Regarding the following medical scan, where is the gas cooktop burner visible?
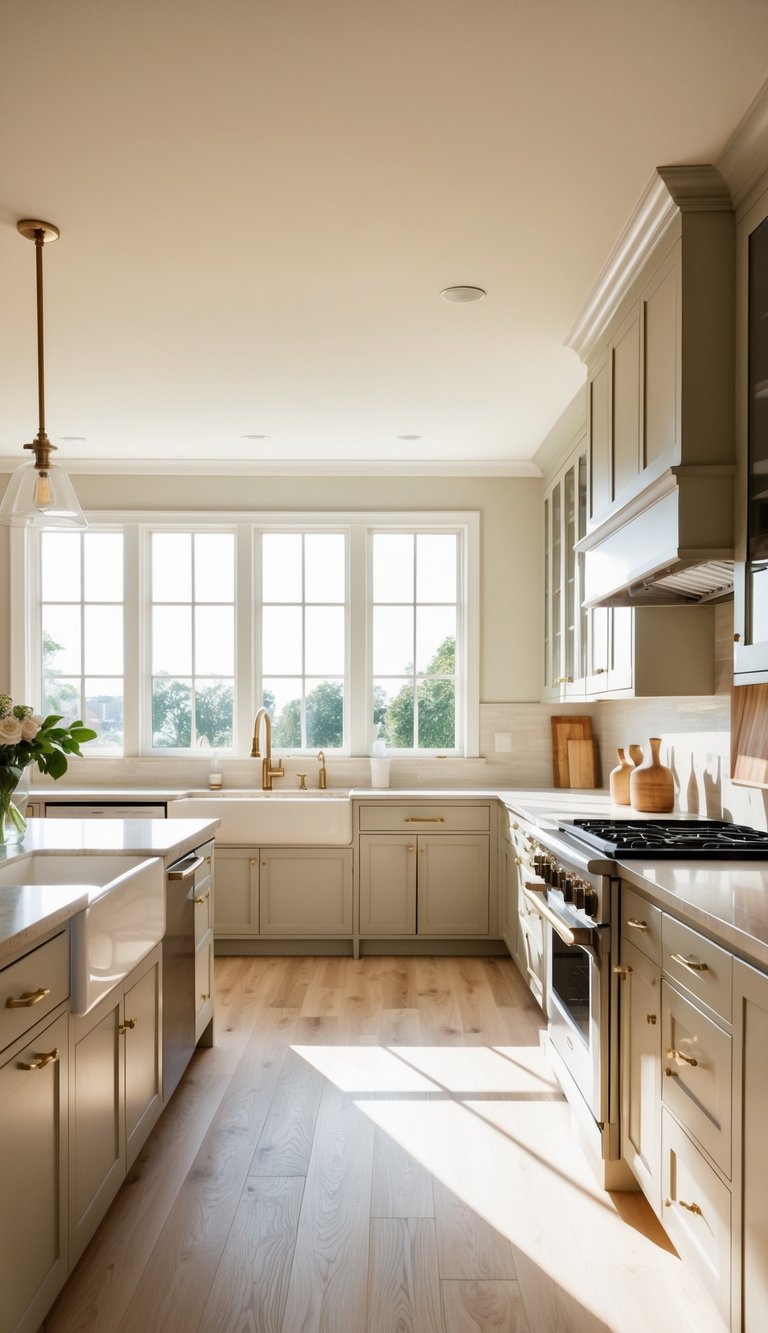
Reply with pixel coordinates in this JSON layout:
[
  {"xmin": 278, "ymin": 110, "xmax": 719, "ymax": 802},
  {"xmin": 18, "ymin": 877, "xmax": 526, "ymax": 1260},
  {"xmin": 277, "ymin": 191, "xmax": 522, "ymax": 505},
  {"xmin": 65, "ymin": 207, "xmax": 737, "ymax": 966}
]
[{"xmin": 559, "ymin": 818, "xmax": 768, "ymax": 858}]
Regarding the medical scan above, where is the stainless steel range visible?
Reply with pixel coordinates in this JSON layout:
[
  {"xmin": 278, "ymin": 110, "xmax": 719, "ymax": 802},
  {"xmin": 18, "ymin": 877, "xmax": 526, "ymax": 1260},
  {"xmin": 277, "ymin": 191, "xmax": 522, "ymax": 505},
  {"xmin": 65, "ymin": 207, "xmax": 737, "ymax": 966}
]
[{"xmin": 517, "ymin": 815, "xmax": 768, "ymax": 1189}]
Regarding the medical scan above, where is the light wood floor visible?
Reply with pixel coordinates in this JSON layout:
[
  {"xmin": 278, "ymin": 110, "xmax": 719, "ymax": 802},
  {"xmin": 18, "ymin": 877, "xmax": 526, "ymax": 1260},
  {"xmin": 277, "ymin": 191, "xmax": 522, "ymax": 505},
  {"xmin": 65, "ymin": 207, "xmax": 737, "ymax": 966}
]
[{"xmin": 45, "ymin": 955, "xmax": 728, "ymax": 1333}]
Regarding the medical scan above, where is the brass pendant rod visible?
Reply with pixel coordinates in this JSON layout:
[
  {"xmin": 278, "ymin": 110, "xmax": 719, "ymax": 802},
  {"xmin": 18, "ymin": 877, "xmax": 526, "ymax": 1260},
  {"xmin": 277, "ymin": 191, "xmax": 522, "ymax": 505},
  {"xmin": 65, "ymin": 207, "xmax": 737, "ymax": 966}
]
[{"xmin": 34, "ymin": 227, "xmax": 46, "ymax": 438}]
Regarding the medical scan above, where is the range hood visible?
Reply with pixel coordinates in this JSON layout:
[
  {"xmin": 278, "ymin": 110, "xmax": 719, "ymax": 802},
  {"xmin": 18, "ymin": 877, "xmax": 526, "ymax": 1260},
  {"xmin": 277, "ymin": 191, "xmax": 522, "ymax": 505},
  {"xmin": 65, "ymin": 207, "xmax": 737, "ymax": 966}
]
[{"xmin": 577, "ymin": 465, "xmax": 735, "ymax": 607}]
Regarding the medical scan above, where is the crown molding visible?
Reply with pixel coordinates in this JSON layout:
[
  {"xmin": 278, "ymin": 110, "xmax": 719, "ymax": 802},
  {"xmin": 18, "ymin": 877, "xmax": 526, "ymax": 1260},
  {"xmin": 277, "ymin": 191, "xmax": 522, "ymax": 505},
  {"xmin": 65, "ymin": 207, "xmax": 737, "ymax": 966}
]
[
  {"xmin": 717, "ymin": 75, "xmax": 768, "ymax": 210},
  {"xmin": 0, "ymin": 454, "xmax": 541, "ymax": 479},
  {"xmin": 566, "ymin": 165, "xmax": 730, "ymax": 363}
]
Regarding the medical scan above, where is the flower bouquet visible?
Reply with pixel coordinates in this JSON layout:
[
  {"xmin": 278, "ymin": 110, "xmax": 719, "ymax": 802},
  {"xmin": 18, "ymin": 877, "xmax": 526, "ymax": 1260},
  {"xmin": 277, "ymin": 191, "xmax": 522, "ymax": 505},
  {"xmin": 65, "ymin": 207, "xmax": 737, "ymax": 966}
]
[{"xmin": 0, "ymin": 693, "xmax": 97, "ymax": 845}]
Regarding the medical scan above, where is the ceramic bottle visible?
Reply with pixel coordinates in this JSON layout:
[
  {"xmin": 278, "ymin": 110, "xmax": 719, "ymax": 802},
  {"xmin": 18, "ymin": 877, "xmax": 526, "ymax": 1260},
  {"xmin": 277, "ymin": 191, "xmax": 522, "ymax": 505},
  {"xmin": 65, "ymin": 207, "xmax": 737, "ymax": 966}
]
[
  {"xmin": 609, "ymin": 749, "xmax": 633, "ymax": 805},
  {"xmin": 629, "ymin": 736, "xmax": 674, "ymax": 813}
]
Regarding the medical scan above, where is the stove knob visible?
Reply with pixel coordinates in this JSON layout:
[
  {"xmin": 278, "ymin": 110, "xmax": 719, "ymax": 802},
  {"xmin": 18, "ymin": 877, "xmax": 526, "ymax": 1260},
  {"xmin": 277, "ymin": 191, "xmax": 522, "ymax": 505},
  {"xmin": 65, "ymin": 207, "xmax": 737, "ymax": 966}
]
[
  {"xmin": 562, "ymin": 876, "xmax": 574, "ymax": 903},
  {"xmin": 557, "ymin": 868, "xmax": 568, "ymax": 891},
  {"xmin": 532, "ymin": 855, "xmax": 547, "ymax": 877},
  {"xmin": 584, "ymin": 888, "xmax": 599, "ymax": 917},
  {"xmin": 573, "ymin": 880, "xmax": 586, "ymax": 910}
]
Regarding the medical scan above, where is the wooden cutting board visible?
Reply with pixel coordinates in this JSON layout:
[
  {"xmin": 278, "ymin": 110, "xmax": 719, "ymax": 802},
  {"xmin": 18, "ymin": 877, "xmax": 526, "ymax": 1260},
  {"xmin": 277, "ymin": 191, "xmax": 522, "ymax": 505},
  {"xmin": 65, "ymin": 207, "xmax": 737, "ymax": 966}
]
[
  {"xmin": 567, "ymin": 738, "xmax": 601, "ymax": 789},
  {"xmin": 551, "ymin": 716, "xmax": 593, "ymax": 788}
]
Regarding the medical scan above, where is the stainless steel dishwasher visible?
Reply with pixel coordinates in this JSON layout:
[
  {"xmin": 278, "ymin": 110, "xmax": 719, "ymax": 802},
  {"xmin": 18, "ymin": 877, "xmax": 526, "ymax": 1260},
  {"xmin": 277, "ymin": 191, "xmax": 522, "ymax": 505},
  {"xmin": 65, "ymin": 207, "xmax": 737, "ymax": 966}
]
[{"xmin": 163, "ymin": 842, "xmax": 214, "ymax": 1101}]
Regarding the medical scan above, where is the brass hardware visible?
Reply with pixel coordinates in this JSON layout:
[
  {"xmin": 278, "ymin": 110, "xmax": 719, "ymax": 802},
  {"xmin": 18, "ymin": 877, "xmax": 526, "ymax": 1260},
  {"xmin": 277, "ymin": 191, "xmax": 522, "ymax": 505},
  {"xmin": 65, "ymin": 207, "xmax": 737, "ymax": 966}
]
[
  {"xmin": 407, "ymin": 844, "xmax": 415, "ymax": 851},
  {"xmin": 317, "ymin": 750, "xmax": 327, "ymax": 789},
  {"xmin": 168, "ymin": 854, "xmax": 204, "ymax": 881},
  {"xmin": 193, "ymin": 891, "xmax": 209, "ymax": 904},
  {"xmin": 734, "ymin": 633, "xmax": 741, "ymax": 642},
  {"xmin": 405, "ymin": 817, "xmax": 445, "ymax": 823},
  {"xmin": 251, "ymin": 707, "xmax": 284, "ymax": 790},
  {"xmin": 593, "ymin": 667, "xmax": 607, "ymax": 675},
  {"xmin": 250, "ymin": 858, "xmax": 256, "ymax": 866},
  {"xmin": 670, "ymin": 953, "xmax": 708, "ymax": 973},
  {"xmin": 646, "ymin": 1014, "xmax": 657, "ymax": 1025},
  {"xmin": 626, "ymin": 918, "xmax": 649, "ymax": 931},
  {"xmin": 678, "ymin": 1200, "xmax": 703, "ymax": 1216},
  {"xmin": 201, "ymin": 992, "xmax": 211, "ymax": 1001},
  {"xmin": 613, "ymin": 965, "xmax": 633, "ymax": 979},
  {"xmin": 119, "ymin": 1018, "xmax": 137, "ymax": 1034},
  {"xmin": 296, "ymin": 773, "xmax": 307, "ymax": 790},
  {"xmin": 664, "ymin": 1068, "xmax": 678, "ymax": 1077},
  {"xmin": 18, "ymin": 1047, "xmax": 59, "ymax": 1071},
  {"xmin": 666, "ymin": 1048, "xmax": 698, "ymax": 1067},
  {"xmin": 6, "ymin": 986, "xmax": 50, "ymax": 1009},
  {"xmin": 553, "ymin": 675, "xmax": 573, "ymax": 684},
  {"xmin": 523, "ymin": 879, "xmax": 547, "ymax": 894}
]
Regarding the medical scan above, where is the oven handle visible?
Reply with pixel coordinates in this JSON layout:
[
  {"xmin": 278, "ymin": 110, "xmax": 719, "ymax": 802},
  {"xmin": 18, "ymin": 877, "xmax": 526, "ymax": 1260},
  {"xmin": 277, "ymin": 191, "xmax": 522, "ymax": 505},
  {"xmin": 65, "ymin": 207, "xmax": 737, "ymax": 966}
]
[{"xmin": 521, "ymin": 884, "xmax": 596, "ymax": 953}]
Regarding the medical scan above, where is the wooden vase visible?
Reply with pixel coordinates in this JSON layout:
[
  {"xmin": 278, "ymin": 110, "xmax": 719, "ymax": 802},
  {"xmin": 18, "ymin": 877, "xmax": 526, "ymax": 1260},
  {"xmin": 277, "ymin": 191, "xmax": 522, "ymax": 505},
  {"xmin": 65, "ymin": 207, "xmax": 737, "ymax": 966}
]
[
  {"xmin": 629, "ymin": 737, "xmax": 675, "ymax": 813},
  {"xmin": 628, "ymin": 743, "xmax": 644, "ymax": 768},
  {"xmin": 609, "ymin": 748, "xmax": 633, "ymax": 805}
]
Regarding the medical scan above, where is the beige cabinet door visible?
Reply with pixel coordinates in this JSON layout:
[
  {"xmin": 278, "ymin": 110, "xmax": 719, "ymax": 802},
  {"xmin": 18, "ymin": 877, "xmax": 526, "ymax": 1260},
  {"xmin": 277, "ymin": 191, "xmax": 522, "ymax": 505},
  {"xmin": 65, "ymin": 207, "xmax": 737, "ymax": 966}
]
[
  {"xmin": 610, "ymin": 304, "xmax": 641, "ymax": 501},
  {"xmin": 69, "ymin": 992, "xmax": 126, "ymax": 1265},
  {"xmin": 641, "ymin": 248, "xmax": 680, "ymax": 473},
  {"xmin": 359, "ymin": 835, "xmax": 417, "ymax": 935},
  {"xmin": 259, "ymin": 849, "xmax": 353, "ymax": 935},
  {"xmin": 124, "ymin": 953, "xmax": 162, "ymax": 1169},
  {"xmin": 620, "ymin": 939, "xmax": 661, "ymax": 1213},
  {"xmin": 195, "ymin": 934, "xmax": 214, "ymax": 1042},
  {"xmin": 417, "ymin": 835, "xmax": 489, "ymax": 935},
  {"xmin": 734, "ymin": 957, "xmax": 768, "ymax": 1332},
  {"xmin": 589, "ymin": 352, "xmax": 610, "ymax": 521},
  {"xmin": 214, "ymin": 848, "xmax": 259, "ymax": 936},
  {"xmin": 0, "ymin": 1010, "xmax": 69, "ymax": 1333}
]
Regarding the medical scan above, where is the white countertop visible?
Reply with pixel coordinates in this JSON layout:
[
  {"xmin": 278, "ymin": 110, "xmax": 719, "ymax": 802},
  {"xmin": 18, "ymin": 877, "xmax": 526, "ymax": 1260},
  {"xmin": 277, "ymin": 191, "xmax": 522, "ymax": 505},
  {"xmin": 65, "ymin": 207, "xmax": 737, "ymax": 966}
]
[{"xmin": 0, "ymin": 817, "xmax": 219, "ymax": 965}]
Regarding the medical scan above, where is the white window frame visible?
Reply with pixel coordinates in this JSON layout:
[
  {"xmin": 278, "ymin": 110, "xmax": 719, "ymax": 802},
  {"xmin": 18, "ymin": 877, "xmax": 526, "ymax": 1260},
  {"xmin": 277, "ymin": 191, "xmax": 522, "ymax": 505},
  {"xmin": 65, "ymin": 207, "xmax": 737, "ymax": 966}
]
[{"xmin": 15, "ymin": 510, "xmax": 480, "ymax": 759}]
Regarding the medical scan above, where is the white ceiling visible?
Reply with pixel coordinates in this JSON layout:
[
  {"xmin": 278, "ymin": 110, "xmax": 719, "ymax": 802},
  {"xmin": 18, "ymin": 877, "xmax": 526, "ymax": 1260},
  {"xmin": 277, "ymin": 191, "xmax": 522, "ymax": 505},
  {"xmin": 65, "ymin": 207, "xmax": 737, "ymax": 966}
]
[{"xmin": 2, "ymin": 1, "xmax": 768, "ymax": 470}]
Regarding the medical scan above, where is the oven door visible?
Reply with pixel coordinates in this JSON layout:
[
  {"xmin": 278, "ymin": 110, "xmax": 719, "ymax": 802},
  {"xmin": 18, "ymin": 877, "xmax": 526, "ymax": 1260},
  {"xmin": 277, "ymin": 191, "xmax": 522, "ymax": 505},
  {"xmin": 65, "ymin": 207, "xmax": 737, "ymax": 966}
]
[{"xmin": 521, "ymin": 885, "xmax": 611, "ymax": 1126}]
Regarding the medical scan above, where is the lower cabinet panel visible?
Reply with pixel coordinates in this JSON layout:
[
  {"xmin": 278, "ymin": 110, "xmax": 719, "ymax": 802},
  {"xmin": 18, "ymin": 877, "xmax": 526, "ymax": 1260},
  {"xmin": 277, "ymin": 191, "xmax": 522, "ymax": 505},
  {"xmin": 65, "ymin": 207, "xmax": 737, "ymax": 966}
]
[
  {"xmin": 259, "ymin": 849, "xmax": 353, "ymax": 935},
  {"xmin": 661, "ymin": 1108, "xmax": 731, "ymax": 1324}
]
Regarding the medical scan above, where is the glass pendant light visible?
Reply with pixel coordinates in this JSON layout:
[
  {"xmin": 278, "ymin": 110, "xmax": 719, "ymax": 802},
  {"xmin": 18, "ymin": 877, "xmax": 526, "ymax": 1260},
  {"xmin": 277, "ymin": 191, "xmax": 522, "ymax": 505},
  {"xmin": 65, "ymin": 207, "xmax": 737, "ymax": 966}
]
[{"xmin": 0, "ymin": 219, "xmax": 87, "ymax": 528}]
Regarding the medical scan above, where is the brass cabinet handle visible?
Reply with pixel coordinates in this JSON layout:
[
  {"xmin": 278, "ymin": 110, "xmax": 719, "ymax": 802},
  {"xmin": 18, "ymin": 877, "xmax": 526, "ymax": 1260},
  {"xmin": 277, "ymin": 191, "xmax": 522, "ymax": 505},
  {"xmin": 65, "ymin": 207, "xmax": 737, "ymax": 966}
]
[
  {"xmin": 646, "ymin": 1014, "xmax": 657, "ymax": 1025},
  {"xmin": 18, "ymin": 1047, "xmax": 59, "ymax": 1071},
  {"xmin": 626, "ymin": 918, "xmax": 649, "ymax": 931},
  {"xmin": 666, "ymin": 1047, "xmax": 698, "ymax": 1067},
  {"xmin": 407, "ymin": 844, "xmax": 415, "ymax": 851},
  {"xmin": 664, "ymin": 1067, "xmax": 679, "ymax": 1078},
  {"xmin": 6, "ymin": 986, "xmax": 50, "ymax": 1009},
  {"xmin": 665, "ymin": 1198, "xmax": 702, "ymax": 1216},
  {"xmin": 193, "ymin": 891, "xmax": 210, "ymax": 904},
  {"xmin": 119, "ymin": 1018, "xmax": 137, "ymax": 1034},
  {"xmin": 553, "ymin": 675, "xmax": 573, "ymax": 685},
  {"xmin": 405, "ymin": 817, "xmax": 445, "ymax": 823},
  {"xmin": 201, "ymin": 992, "xmax": 211, "ymax": 1001},
  {"xmin": 593, "ymin": 667, "xmax": 607, "ymax": 675},
  {"xmin": 613, "ymin": 965, "xmax": 633, "ymax": 979},
  {"xmin": 670, "ymin": 953, "xmax": 708, "ymax": 973}
]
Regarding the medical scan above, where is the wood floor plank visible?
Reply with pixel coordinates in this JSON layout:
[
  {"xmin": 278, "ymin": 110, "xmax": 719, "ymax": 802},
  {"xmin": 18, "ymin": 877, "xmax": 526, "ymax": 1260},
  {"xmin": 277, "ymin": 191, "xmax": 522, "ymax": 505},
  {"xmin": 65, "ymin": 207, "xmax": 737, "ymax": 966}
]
[
  {"xmin": 433, "ymin": 1180, "xmax": 518, "ymax": 1281},
  {"xmin": 198, "ymin": 1177, "xmax": 304, "ymax": 1333},
  {"xmin": 367, "ymin": 1218, "xmax": 443, "ymax": 1333},
  {"xmin": 452, "ymin": 959, "xmax": 510, "ymax": 1044},
  {"xmin": 279, "ymin": 1078, "xmax": 375, "ymax": 1332},
  {"xmin": 249, "ymin": 1047, "xmax": 325, "ymax": 1177},
  {"xmin": 371, "ymin": 1126, "xmax": 435, "ymax": 1218},
  {"xmin": 115, "ymin": 1010, "xmax": 296, "ymax": 1333},
  {"xmin": 379, "ymin": 1005, "xmax": 422, "ymax": 1046},
  {"xmin": 416, "ymin": 958, "xmax": 465, "ymax": 1044},
  {"xmin": 441, "ymin": 1279, "xmax": 530, "ymax": 1333}
]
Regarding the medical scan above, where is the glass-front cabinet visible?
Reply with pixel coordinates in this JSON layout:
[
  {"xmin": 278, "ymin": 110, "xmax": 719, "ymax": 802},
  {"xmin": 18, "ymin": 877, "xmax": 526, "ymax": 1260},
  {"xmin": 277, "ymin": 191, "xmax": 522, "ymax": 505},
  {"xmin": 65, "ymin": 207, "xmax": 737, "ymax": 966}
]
[
  {"xmin": 543, "ymin": 442, "xmax": 589, "ymax": 700},
  {"xmin": 735, "ymin": 205, "xmax": 768, "ymax": 678}
]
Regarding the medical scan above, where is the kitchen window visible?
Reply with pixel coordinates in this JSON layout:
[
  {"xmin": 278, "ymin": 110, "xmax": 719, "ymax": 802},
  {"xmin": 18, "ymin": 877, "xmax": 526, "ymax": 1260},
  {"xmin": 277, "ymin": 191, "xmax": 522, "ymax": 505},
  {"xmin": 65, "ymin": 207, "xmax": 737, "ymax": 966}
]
[{"xmin": 25, "ymin": 511, "xmax": 478, "ymax": 758}]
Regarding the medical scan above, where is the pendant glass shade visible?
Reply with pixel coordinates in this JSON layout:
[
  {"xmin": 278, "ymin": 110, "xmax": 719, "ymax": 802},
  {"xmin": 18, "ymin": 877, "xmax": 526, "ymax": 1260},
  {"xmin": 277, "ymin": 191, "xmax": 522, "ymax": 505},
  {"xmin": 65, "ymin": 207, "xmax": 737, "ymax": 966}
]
[
  {"xmin": 0, "ymin": 218, "xmax": 86, "ymax": 530},
  {"xmin": 0, "ymin": 457, "xmax": 87, "ymax": 527}
]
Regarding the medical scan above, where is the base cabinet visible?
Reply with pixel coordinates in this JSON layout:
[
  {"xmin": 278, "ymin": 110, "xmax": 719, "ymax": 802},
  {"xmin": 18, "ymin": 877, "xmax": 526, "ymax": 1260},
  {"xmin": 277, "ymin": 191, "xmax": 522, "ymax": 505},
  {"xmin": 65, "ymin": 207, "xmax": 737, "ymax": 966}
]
[
  {"xmin": 358, "ymin": 833, "xmax": 489, "ymax": 937},
  {"xmin": 620, "ymin": 938, "xmax": 661, "ymax": 1214},
  {"xmin": 734, "ymin": 957, "xmax": 768, "ymax": 1331},
  {"xmin": 69, "ymin": 947, "xmax": 162, "ymax": 1266},
  {"xmin": 0, "ymin": 1008, "xmax": 69, "ymax": 1333},
  {"xmin": 215, "ymin": 847, "xmax": 353, "ymax": 938}
]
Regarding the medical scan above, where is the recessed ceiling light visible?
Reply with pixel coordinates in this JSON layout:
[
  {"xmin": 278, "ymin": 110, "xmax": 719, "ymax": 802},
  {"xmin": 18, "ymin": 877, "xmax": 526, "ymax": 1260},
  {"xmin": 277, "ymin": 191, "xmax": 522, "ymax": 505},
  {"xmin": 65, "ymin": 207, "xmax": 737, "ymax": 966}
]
[
  {"xmin": 397, "ymin": 434, "xmax": 422, "ymax": 440},
  {"xmin": 242, "ymin": 434, "xmax": 269, "ymax": 440},
  {"xmin": 439, "ymin": 285, "xmax": 486, "ymax": 303}
]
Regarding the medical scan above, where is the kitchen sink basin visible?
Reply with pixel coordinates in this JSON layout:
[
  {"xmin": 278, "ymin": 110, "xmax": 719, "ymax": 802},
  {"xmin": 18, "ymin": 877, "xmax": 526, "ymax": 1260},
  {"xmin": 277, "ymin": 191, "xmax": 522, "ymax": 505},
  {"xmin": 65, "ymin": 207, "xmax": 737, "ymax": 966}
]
[
  {"xmin": 0, "ymin": 853, "xmax": 165, "ymax": 1014},
  {"xmin": 168, "ymin": 790, "xmax": 353, "ymax": 845}
]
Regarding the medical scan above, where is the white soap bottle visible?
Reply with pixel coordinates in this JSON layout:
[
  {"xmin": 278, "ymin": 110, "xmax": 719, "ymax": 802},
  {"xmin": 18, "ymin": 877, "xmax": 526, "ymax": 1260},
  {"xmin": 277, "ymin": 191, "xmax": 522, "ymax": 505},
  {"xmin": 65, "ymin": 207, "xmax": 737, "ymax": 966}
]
[
  {"xmin": 208, "ymin": 752, "xmax": 222, "ymax": 790},
  {"xmin": 370, "ymin": 730, "xmax": 390, "ymax": 788}
]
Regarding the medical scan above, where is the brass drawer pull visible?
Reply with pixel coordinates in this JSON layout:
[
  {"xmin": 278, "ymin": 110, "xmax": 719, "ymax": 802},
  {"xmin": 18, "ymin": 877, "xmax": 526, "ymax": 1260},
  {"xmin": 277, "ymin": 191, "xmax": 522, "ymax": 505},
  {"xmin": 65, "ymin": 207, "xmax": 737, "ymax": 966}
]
[
  {"xmin": 6, "ymin": 986, "xmax": 51, "ymax": 1009},
  {"xmin": 670, "ymin": 953, "xmax": 708, "ymax": 973},
  {"xmin": 626, "ymin": 918, "xmax": 649, "ymax": 931},
  {"xmin": 18, "ymin": 1047, "xmax": 59, "ymax": 1071},
  {"xmin": 613, "ymin": 965, "xmax": 633, "ymax": 979},
  {"xmin": 119, "ymin": 1018, "xmax": 137, "ymax": 1034},
  {"xmin": 646, "ymin": 1014, "xmax": 657, "ymax": 1025},
  {"xmin": 666, "ymin": 1198, "xmax": 702, "ymax": 1216},
  {"xmin": 667, "ymin": 1047, "xmax": 698, "ymax": 1067},
  {"xmin": 193, "ymin": 891, "xmax": 210, "ymax": 904},
  {"xmin": 404, "ymin": 817, "xmax": 445, "ymax": 823}
]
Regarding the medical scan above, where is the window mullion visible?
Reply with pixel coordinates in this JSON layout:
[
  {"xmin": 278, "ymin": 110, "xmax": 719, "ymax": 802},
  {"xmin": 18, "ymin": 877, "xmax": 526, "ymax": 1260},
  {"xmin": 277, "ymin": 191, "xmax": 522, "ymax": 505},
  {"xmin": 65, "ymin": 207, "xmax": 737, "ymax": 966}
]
[
  {"xmin": 124, "ymin": 525, "xmax": 141, "ymax": 755},
  {"xmin": 348, "ymin": 526, "xmax": 367, "ymax": 756}
]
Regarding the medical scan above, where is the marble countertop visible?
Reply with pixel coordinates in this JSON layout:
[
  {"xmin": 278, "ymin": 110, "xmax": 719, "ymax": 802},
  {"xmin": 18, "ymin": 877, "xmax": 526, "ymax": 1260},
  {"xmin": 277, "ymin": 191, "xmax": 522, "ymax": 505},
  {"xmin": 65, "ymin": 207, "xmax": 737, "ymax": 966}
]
[{"xmin": 0, "ymin": 817, "xmax": 219, "ymax": 965}]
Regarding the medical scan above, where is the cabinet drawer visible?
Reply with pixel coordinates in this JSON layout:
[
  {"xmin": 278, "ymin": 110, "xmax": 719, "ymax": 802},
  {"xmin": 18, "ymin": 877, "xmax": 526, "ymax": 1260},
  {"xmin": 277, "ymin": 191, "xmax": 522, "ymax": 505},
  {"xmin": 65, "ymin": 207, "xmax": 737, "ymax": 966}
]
[
  {"xmin": 0, "ymin": 932, "xmax": 69, "ymax": 1052},
  {"xmin": 193, "ymin": 882, "xmax": 213, "ymax": 940},
  {"xmin": 661, "ymin": 1109, "xmax": 731, "ymax": 1323},
  {"xmin": 168, "ymin": 841, "xmax": 213, "ymax": 894},
  {"xmin": 358, "ymin": 803, "xmax": 490, "ymax": 833},
  {"xmin": 662, "ymin": 916, "xmax": 732, "ymax": 1021},
  {"xmin": 661, "ymin": 981, "xmax": 732, "ymax": 1178},
  {"xmin": 621, "ymin": 885, "xmax": 661, "ymax": 966}
]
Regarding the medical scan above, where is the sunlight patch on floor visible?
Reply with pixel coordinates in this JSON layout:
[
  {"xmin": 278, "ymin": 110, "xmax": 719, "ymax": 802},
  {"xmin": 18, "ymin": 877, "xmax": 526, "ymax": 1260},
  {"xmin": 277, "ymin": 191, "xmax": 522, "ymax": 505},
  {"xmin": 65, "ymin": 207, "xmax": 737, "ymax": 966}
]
[{"xmin": 291, "ymin": 1044, "xmax": 441, "ymax": 1093}]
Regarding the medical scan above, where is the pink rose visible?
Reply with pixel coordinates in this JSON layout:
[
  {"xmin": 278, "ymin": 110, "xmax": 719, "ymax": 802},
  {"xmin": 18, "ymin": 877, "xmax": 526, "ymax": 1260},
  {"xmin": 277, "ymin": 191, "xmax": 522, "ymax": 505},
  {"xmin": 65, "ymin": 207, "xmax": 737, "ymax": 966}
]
[
  {"xmin": 0, "ymin": 715, "xmax": 23, "ymax": 744},
  {"xmin": 21, "ymin": 715, "xmax": 42, "ymax": 742}
]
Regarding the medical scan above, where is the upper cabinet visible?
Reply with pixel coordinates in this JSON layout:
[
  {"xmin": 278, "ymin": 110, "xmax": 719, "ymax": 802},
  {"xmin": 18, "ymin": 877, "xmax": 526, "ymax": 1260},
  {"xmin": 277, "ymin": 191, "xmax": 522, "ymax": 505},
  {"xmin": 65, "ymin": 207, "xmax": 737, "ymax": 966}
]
[
  {"xmin": 734, "ymin": 190, "xmax": 768, "ymax": 680},
  {"xmin": 569, "ymin": 166, "xmax": 736, "ymax": 609}
]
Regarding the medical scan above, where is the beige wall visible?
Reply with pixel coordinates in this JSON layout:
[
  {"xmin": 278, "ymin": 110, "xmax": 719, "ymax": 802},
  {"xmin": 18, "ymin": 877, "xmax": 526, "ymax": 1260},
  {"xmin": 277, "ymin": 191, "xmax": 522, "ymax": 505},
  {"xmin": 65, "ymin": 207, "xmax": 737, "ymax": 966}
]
[{"xmin": 0, "ymin": 469, "xmax": 544, "ymax": 703}]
